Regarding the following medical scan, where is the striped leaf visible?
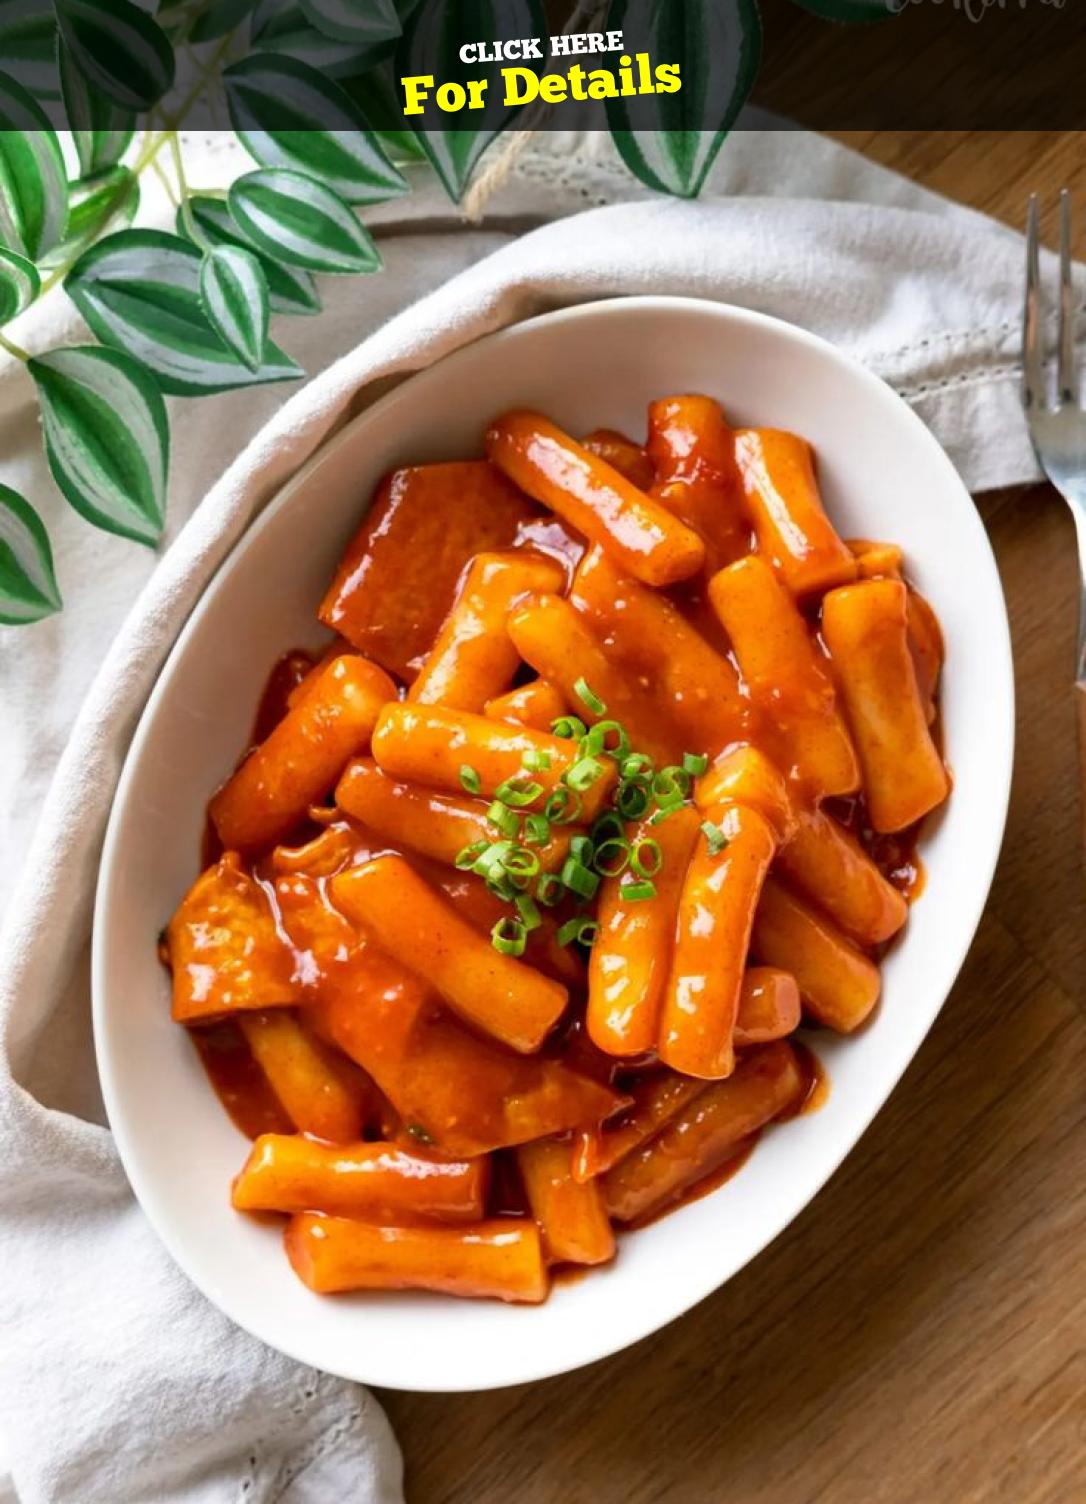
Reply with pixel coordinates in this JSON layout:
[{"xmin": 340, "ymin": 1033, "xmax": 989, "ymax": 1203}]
[
  {"xmin": 0, "ymin": 484, "xmax": 61, "ymax": 625},
  {"xmin": 299, "ymin": 0, "xmax": 399, "ymax": 48},
  {"xmin": 66, "ymin": 229, "xmax": 303, "ymax": 396},
  {"xmin": 228, "ymin": 168, "xmax": 380, "ymax": 275},
  {"xmin": 54, "ymin": 0, "xmax": 175, "ymax": 111},
  {"xmin": 224, "ymin": 54, "xmax": 407, "ymax": 205},
  {"xmin": 28, "ymin": 346, "xmax": 168, "ymax": 547},
  {"xmin": 177, "ymin": 194, "xmax": 321, "ymax": 316},
  {"xmin": 189, "ymin": 0, "xmax": 259, "ymax": 41},
  {"xmin": 397, "ymin": 0, "xmax": 545, "ymax": 201},
  {"xmin": 40, "ymin": 166, "xmax": 139, "ymax": 269},
  {"xmin": 341, "ymin": 62, "xmax": 427, "ymax": 160},
  {"xmin": 0, "ymin": 244, "xmax": 39, "ymax": 321},
  {"xmin": 199, "ymin": 244, "xmax": 269, "ymax": 373},
  {"xmin": 0, "ymin": 71, "xmax": 68, "ymax": 259},
  {"xmin": 59, "ymin": 32, "xmax": 135, "ymax": 176},
  {"xmin": 251, "ymin": 0, "xmax": 382, "ymax": 75},
  {"xmin": 605, "ymin": 0, "xmax": 761, "ymax": 198},
  {"xmin": 0, "ymin": 0, "xmax": 60, "ymax": 101}
]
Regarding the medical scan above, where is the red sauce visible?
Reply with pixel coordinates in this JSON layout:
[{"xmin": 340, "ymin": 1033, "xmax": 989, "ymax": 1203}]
[
  {"xmin": 781, "ymin": 1040, "xmax": 830, "ymax": 1119},
  {"xmin": 252, "ymin": 649, "xmax": 316, "ymax": 742},
  {"xmin": 624, "ymin": 1137, "xmax": 758, "ymax": 1231},
  {"xmin": 190, "ymin": 1022, "xmax": 292, "ymax": 1140}
]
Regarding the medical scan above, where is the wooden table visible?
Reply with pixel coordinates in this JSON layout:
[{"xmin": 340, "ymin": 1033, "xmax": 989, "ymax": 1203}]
[{"xmin": 380, "ymin": 134, "xmax": 1086, "ymax": 1503}]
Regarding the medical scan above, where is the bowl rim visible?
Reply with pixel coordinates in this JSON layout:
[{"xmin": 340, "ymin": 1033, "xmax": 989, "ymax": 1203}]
[{"xmin": 92, "ymin": 292, "xmax": 1015, "ymax": 1391}]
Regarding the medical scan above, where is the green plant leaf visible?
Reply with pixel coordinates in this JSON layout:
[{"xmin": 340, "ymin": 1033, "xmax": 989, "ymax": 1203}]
[
  {"xmin": 0, "ymin": 483, "xmax": 62, "ymax": 624},
  {"xmin": 189, "ymin": 0, "xmax": 259, "ymax": 42},
  {"xmin": 28, "ymin": 345, "xmax": 169, "ymax": 547},
  {"xmin": 58, "ymin": 32, "xmax": 135, "ymax": 175},
  {"xmin": 299, "ymin": 0, "xmax": 398, "ymax": 47},
  {"xmin": 177, "ymin": 193, "xmax": 322, "ymax": 316},
  {"xmin": 251, "ymin": 0, "xmax": 382, "ymax": 74},
  {"xmin": 228, "ymin": 168, "xmax": 381, "ymax": 274},
  {"xmin": 341, "ymin": 60, "xmax": 426, "ymax": 159},
  {"xmin": 54, "ymin": 0, "xmax": 175, "ymax": 111},
  {"xmin": 788, "ymin": 0, "xmax": 890, "ymax": 18},
  {"xmin": 199, "ymin": 243, "xmax": 269, "ymax": 373},
  {"xmin": 66, "ymin": 228, "xmax": 303, "ymax": 395},
  {"xmin": 224, "ymin": 54, "xmax": 408, "ymax": 205},
  {"xmin": 396, "ymin": 0, "xmax": 546, "ymax": 201},
  {"xmin": 0, "ymin": 0, "xmax": 60, "ymax": 101},
  {"xmin": 604, "ymin": 0, "xmax": 761, "ymax": 198},
  {"xmin": 0, "ymin": 71, "xmax": 68, "ymax": 258},
  {"xmin": 0, "ymin": 244, "xmax": 40, "ymax": 321},
  {"xmin": 40, "ymin": 165, "xmax": 139, "ymax": 269}
]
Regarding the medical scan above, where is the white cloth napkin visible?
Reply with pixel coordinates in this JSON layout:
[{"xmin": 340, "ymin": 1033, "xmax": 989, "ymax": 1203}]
[{"xmin": 0, "ymin": 128, "xmax": 1055, "ymax": 1503}]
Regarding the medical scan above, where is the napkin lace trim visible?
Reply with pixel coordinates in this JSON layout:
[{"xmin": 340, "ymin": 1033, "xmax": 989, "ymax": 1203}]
[{"xmin": 234, "ymin": 1370, "xmax": 382, "ymax": 1504}]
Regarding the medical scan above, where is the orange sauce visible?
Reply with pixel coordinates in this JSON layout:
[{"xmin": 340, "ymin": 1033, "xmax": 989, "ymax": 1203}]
[
  {"xmin": 624, "ymin": 1137, "xmax": 758, "ymax": 1232},
  {"xmin": 190, "ymin": 1022, "xmax": 292, "ymax": 1140}
]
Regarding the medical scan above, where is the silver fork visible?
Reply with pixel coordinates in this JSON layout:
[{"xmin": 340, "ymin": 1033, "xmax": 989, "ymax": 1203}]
[{"xmin": 1022, "ymin": 191, "xmax": 1086, "ymax": 836}]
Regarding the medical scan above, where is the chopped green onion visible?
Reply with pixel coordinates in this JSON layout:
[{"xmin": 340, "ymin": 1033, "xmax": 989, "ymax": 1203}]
[
  {"xmin": 594, "ymin": 838, "xmax": 630, "ymax": 876},
  {"xmin": 557, "ymin": 916, "xmax": 599, "ymax": 948},
  {"xmin": 522, "ymin": 812, "xmax": 551, "ymax": 846},
  {"xmin": 522, "ymin": 747, "xmax": 552, "ymax": 772},
  {"xmin": 565, "ymin": 755, "xmax": 606, "ymax": 792},
  {"xmin": 455, "ymin": 839, "xmax": 489, "ymax": 870},
  {"xmin": 622, "ymin": 878, "xmax": 657, "ymax": 902},
  {"xmin": 459, "ymin": 764, "xmax": 481, "ymax": 795},
  {"xmin": 574, "ymin": 678, "xmax": 607, "ymax": 716},
  {"xmin": 682, "ymin": 751, "xmax": 709, "ymax": 777},
  {"xmin": 486, "ymin": 800, "xmax": 519, "ymax": 838},
  {"xmin": 621, "ymin": 752, "xmax": 654, "ymax": 780},
  {"xmin": 649, "ymin": 805, "xmax": 674, "ymax": 825},
  {"xmin": 491, "ymin": 916, "xmax": 527, "ymax": 956},
  {"xmin": 544, "ymin": 786, "xmax": 583, "ymax": 824},
  {"xmin": 617, "ymin": 778, "xmax": 651, "ymax": 819},
  {"xmin": 591, "ymin": 810, "xmax": 626, "ymax": 844},
  {"xmin": 570, "ymin": 833, "xmax": 594, "ymax": 864},
  {"xmin": 515, "ymin": 893, "xmax": 542, "ymax": 931},
  {"xmin": 503, "ymin": 846, "xmax": 540, "ymax": 879},
  {"xmin": 584, "ymin": 720, "xmax": 629, "ymax": 759},
  {"xmin": 631, "ymin": 838, "xmax": 663, "ymax": 877},
  {"xmin": 473, "ymin": 839, "xmax": 513, "ymax": 878},
  {"xmin": 551, "ymin": 715, "xmax": 587, "ymax": 741},
  {"xmin": 560, "ymin": 857, "xmax": 600, "ymax": 899},
  {"xmin": 486, "ymin": 870, "xmax": 517, "ymax": 901},
  {"xmin": 535, "ymin": 873, "xmax": 563, "ymax": 906},
  {"xmin": 701, "ymin": 819, "xmax": 729, "ymax": 856},
  {"xmin": 494, "ymin": 775, "xmax": 544, "ymax": 808},
  {"xmin": 653, "ymin": 766, "xmax": 691, "ymax": 805}
]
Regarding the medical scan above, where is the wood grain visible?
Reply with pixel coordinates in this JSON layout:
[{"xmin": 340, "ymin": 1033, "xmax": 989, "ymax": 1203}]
[{"xmin": 379, "ymin": 138, "xmax": 1086, "ymax": 1504}]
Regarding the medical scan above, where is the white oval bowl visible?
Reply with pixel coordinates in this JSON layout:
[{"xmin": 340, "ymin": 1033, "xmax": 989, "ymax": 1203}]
[{"xmin": 93, "ymin": 296, "xmax": 1013, "ymax": 1392}]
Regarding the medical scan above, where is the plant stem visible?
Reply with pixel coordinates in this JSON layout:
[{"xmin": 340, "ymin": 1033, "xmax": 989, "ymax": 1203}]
[
  {"xmin": 166, "ymin": 130, "xmax": 206, "ymax": 248},
  {"xmin": 0, "ymin": 328, "xmax": 29, "ymax": 361}
]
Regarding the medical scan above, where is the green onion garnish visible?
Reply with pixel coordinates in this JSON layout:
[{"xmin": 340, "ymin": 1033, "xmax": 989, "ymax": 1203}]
[
  {"xmin": 544, "ymin": 786, "xmax": 583, "ymax": 824},
  {"xmin": 494, "ymin": 774, "xmax": 544, "ymax": 808},
  {"xmin": 503, "ymin": 846, "xmax": 540, "ymax": 880},
  {"xmin": 522, "ymin": 812, "xmax": 551, "ymax": 846},
  {"xmin": 491, "ymin": 916, "xmax": 527, "ymax": 956},
  {"xmin": 682, "ymin": 751, "xmax": 709, "ymax": 777},
  {"xmin": 574, "ymin": 678, "xmax": 607, "ymax": 716},
  {"xmin": 617, "ymin": 779, "xmax": 651, "ymax": 819},
  {"xmin": 623, "ymin": 879, "xmax": 657, "ymax": 902},
  {"xmin": 560, "ymin": 857, "xmax": 600, "ymax": 899},
  {"xmin": 594, "ymin": 838, "xmax": 630, "ymax": 876},
  {"xmin": 557, "ymin": 916, "xmax": 599, "ymax": 947},
  {"xmin": 570, "ymin": 833, "xmax": 594, "ymax": 864},
  {"xmin": 565, "ymin": 755, "xmax": 605, "ymax": 792},
  {"xmin": 551, "ymin": 715, "xmax": 587, "ymax": 741},
  {"xmin": 522, "ymin": 747, "xmax": 552, "ymax": 772},
  {"xmin": 515, "ymin": 893, "xmax": 542, "ymax": 931},
  {"xmin": 702, "ymin": 820, "xmax": 729, "ymax": 855},
  {"xmin": 486, "ymin": 800, "xmax": 519, "ymax": 838},
  {"xmin": 631, "ymin": 838, "xmax": 663, "ymax": 877},
  {"xmin": 653, "ymin": 766, "xmax": 691, "ymax": 805},
  {"xmin": 535, "ymin": 873, "xmax": 563, "ymax": 906},
  {"xmin": 455, "ymin": 839, "xmax": 489, "ymax": 870},
  {"xmin": 591, "ymin": 810, "xmax": 626, "ymax": 844},
  {"xmin": 459, "ymin": 764, "xmax": 481, "ymax": 795},
  {"xmin": 584, "ymin": 720, "xmax": 629, "ymax": 759},
  {"xmin": 621, "ymin": 752, "xmax": 654, "ymax": 779}
]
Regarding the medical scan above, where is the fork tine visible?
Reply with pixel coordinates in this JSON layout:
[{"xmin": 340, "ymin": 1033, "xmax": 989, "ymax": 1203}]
[
  {"xmin": 1058, "ymin": 189, "xmax": 1075, "ymax": 404},
  {"xmin": 1023, "ymin": 194, "xmax": 1044, "ymax": 410}
]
